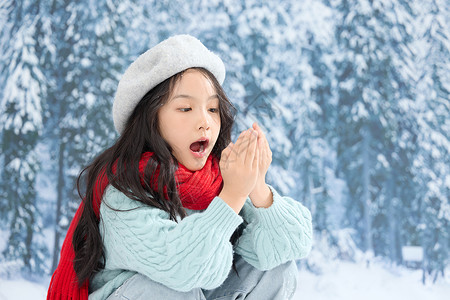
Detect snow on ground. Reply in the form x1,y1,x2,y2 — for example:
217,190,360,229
294,260,450,300
0,277,49,300
0,260,448,300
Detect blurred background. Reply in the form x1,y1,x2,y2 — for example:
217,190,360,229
0,0,449,299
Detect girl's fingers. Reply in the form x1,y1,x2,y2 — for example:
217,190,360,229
259,138,264,160
253,137,259,171
229,127,264,165
264,133,270,150
258,131,264,148
245,129,258,165
253,122,264,138
229,130,247,162
221,142,233,160
219,142,233,171
252,122,272,167
237,129,251,163
253,122,268,148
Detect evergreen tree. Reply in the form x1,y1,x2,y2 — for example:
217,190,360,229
127,0,192,61
215,0,297,196
410,0,450,282
285,0,337,233
41,0,88,272
77,0,131,160
0,0,14,221
42,0,131,272
331,0,417,257
0,0,48,274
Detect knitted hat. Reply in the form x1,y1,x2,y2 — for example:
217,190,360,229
113,34,226,134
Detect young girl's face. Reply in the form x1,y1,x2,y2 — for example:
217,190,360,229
158,69,221,171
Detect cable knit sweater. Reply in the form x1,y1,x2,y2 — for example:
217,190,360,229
89,185,312,299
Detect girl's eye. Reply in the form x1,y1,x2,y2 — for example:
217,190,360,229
179,108,192,112
209,108,219,113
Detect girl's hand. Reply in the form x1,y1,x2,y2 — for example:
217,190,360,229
218,128,259,213
251,122,272,183
249,122,273,208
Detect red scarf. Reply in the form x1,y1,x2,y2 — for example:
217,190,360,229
47,153,223,300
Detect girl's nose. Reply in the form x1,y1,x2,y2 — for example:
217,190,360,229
197,110,210,130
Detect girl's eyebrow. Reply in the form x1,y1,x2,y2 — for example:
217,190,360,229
171,94,219,101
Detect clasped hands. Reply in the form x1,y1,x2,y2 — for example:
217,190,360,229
219,122,273,210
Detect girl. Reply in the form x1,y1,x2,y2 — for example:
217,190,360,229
47,34,312,300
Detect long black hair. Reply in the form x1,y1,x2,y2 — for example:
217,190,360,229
73,67,237,285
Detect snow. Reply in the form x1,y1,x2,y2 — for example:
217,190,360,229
0,277,49,300
294,260,449,300
0,260,448,299
402,246,424,262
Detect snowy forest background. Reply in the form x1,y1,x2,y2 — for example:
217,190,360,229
0,0,449,297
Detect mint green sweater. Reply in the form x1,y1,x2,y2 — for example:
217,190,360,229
89,185,312,299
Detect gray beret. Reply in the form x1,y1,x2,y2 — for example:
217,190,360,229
113,34,226,134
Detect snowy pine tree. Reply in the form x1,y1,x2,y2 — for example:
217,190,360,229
39,0,134,272
216,0,297,196
330,0,418,259
283,0,337,233
409,0,450,282
0,0,48,274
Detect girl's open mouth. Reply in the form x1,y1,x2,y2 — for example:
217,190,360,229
190,139,209,158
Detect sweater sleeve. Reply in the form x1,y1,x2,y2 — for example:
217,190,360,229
99,186,243,292
235,184,313,270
